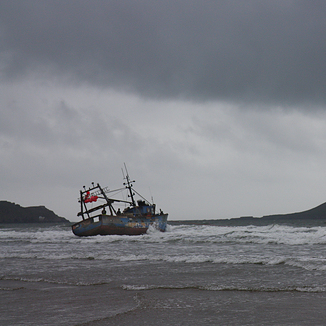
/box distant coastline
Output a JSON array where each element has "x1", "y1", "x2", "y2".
[
  {"x1": 2, "y1": 200, "x2": 326, "y2": 226},
  {"x1": 170, "y1": 202, "x2": 326, "y2": 226},
  {"x1": 0, "y1": 201, "x2": 69, "y2": 223}
]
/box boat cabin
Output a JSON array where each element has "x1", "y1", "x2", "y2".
[{"x1": 123, "y1": 200, "x2": 156, "y2": 216}]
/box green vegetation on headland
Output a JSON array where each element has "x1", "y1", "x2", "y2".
[
  {"x1": 170, "y1": 202, "x2": 326, "y2": 226},
  {"x1": 0, "y1": 201, "x2": 69, "y2": 223}
]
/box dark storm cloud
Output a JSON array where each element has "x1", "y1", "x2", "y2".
[{"x1": 1, "y1": 0, "x2": 326, "y2": 105}]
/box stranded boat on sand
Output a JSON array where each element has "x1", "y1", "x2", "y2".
[{"x1": 71, "y1": 166, "x2": 168, "y2": 236}]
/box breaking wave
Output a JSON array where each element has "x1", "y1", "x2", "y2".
[
  {"x1": 2, "y1": 224, "x2": 326, "y2": 245},
  {"x1": 122, "y1": 284, "x2": 326, "y2": 293},
  {"x1": 1, "y1": 224, "x2": 326, "y2": 271}
]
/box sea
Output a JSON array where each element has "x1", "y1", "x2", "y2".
[{"x1": 1, "y1": 222, "x2": 326, "y2": 326}]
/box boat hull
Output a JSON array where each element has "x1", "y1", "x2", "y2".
[{"x1": 71, "y1": 214, "x2": 168, "y2": 237}]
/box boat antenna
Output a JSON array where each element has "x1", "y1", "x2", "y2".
[
  {"x1": 123, "y1": 163, "x2": 136, "y2": 206},
  {"x1": 148, "y1": 186, "x2": 154, "y2": 204}
]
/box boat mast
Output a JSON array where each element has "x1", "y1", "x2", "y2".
[
  {"x1": 80, "y1": 190, "x2": 85, "y2": 220},
  {"x1": 123, "y1": 163, "x2": 136, "y2": 207},
  {"x1": 97, "y1": 183, "x2": 115, "y2": 215}
]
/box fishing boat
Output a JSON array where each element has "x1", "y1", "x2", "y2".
[{"x1": 71, "y1": 166, "x2": 168, "y2": 236}]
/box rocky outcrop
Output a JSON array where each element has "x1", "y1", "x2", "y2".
[{"x1": 0, "y1": 201, "x2": 69, "y2": 223}]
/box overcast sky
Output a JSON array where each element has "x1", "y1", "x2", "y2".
[{"x1": 1, "y1": 0, "x2": 326, "y2": 222}]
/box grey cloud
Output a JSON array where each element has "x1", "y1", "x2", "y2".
[
  {"x1": 1, "y1": 1, "x2": 326, "y2": 106},
  {"x1": 191, "y1": 108, "x2": 326, "y2": 156},
  {"x1": 0, "y1": 94, "x2": 139, "y2": 159}
]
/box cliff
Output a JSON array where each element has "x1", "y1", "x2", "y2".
[{"x1": 0, "y1": 201, "x2": 69, "y2": 223}]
